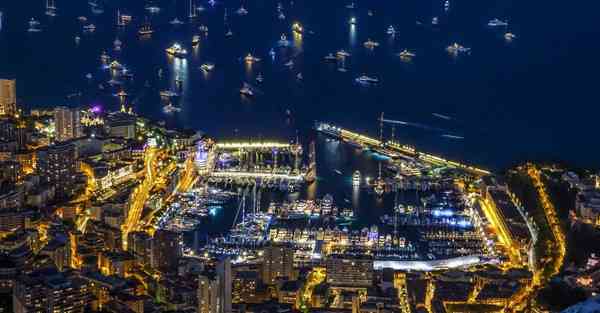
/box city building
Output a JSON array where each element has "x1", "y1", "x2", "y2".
[
  {"x1": 217, "y1": 257, "x2": 232, "y2": 313},
  {"x1": 13, "y1": 268, "x2": 92, "y2": 313},
  {"x1": 198, "y1": 274, "x2": 220, "y2": 313},
  {"x1": 54, "y1": 106, "x2": 83, "y2": 142},
  {"x1": 106, "y1": 112, "x2": 136, "y2": 139},
  {"x1": 261, "y1": 243, "x2": 295, "y2": 285},
  {"x1": 36, "y1": 141, "x2": 79, "y2": 199},
  {"x1": 326, "y1": 254, "x2": 374, "y2": 288},
  {"x1": 151, "y1": 229, "x2": 182, "y2": 271},
  {"x1": 0, "y1": 79, "x2": 16, "y2": 117}
]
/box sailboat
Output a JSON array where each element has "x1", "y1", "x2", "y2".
[
  {"x1": 46, "y1": 0, "x2": 57, "y2": 16},
  {"x1": 188, "y1": 0, "x2": 197, "y2": 18}
]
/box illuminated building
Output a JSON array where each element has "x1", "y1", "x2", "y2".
[
  {"x1": 232, "y1": 270, "x2": 261, "y2": 304},
  {"x1": 39, "y1": 239, "x2": 71, "y2": 271},
  {"x1": 217, "y1": 257, "x2": 232, "y2": 313},
  {"x1": 198, "y1": 274, "x2": 220, "y2": 313},
  {"x1": 106, "y1": 112, "x2": 136, "y2": 139},
  {"x1": 0, "y1": 79, "x2": 16, "y2": 117},
  {"x1": 54, "y1": 106, "x2": 83, "y2": 142},
  {"x1": 326, "y1": 254, "x2": 374, "y2": 287},
  {"x1": 277, "y1": 280, "x2": 302, "y2": 305},
  {"x1": 36, "y1": 141, "x2": 78, "y2": 199},
  {"x1": 151, "y1": 229, "x2": 182, "y2": 271},
  {"x1": 261, "y1": 243, "x2": 295, "y2": 285},
  {"x1": 127, "y1": 231, "x2": 152, "y2": 266},
  {"x1": 13, "y1": 268, "x2": 92, "y2": 313}
]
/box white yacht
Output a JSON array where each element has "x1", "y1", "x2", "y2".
[
  {"x1": 200, "y1": 63, "x2": 215, "y2": 72},
  {"x1": 240, "y1": 83, "x2": 254, "y2": 96},
  {"x1": 353, "y1": 171, "x2": 361, "y2": 186},
  {"x1": 169, "y1": 18, "x2": 184, "y2": 25},
  {"x1": 398, "y1": 49, "x2": 416, "y2": 58},
  {"x1": 244, "y1": 53, "x2": 260, "y2": 63},
  {"x1": 386, "y1": 25, "x2": 396, "y2": 35},
  {"x1": 83, "y1": 24, "x2": 96, "y2": 32},
  {"x1": 363, "y1": 39, "x2": 380, "y2": 49},
  {"x1": 278, "y1": 34, "x2": 290, "y2": 46},
  {"x1": 355, "y1": 75, "x2": 379, "y2": 84},
  {"x1": 488, "y1": 18, "x2": 508, "y2": 27},
  {"x1": 192, "y1": 35, "x2": 200, "y2": 46},
  {"x1": 504, "y1": 32, "x2": 517, "y2": 41},
  {"x1": 446, "y1": 42, "x2": 471, "y2": 55},
  {"x1": 336, "y1": 50, "x2": 351, "y2": 58},
  {"x1": 236, "y1": 6, "x2": 248, "y2": 16},
  {"x1": 166, "y1": 43, "x2": 188, "y2": 58}
]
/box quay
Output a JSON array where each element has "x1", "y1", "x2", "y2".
[{"x1": 315, "y1": 121, "x2": 491, "y2": 176}]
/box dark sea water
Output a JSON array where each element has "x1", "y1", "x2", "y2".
[{"x1": 0, "y1": 0, "x2": 599, "y2": 171}]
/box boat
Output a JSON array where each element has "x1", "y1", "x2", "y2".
[
  {"x1": 504, "y1": 32, "x2": 517, "y2": 41},
  {"x1": 487, "y1": 18, "x2": 508, "y2": 27},
  {"x1": 192, "y1": 35, "x2": 201, "y2": 46},
  {"x1": 200, "y1": 63, "x2": 215, "y2": 72},
  {"x1": 236, "y1": 6, "x2": 248, "y2": 16},
  {"x1": 446, "y1": 42, "x2": 471, "y2": 55},
  {"x1": 374, "y1": 179, "x2": 385, "y2": 196},
  {"x1": 444, "y1": 0, "x2": 450, "y2": 11},
  {"x1": 77, "y1": 16, "x2": 88, "y2": 22},
  {"x1": 296, "y1": 73, "x2": 303, "y2": 80},
  {"x1": 170, "y1": 18, "x2": 184, "y2": 25},
  {"x1": 109, "y1": 60, "x2": 122, "y2": 70},
  {"x1": 166, "y1": 43, "x2": 188, "y2": 58},
  {"x1": 269, "y1": 48, "x2": 276, "y2": 58},
  {"x1": 240, "y1": 83, "x2": 254, "y2": 96},
  {"x1": 160, "y1": 90, "x2": 179, "y2": 98},
  {"x1": 346, "y1": 2, "x2": 355, "y2": 9},
  {"x1": 292, "y1": 22, "x2": 303, "y2": 34},
  {"x1": 83, "y1": 24, "x2": 96, "y2": 32},
  {"x1": 324, "y1": 53, "x2": 337, "y2": 61},
  {"x1": 363, "y1": 39, "x2": 379, "y2": 49},
  {"x1": 278, "y1": 12, "x2": 285, "y2": 20},
  {"x1": 355, "y1": 75, "x2": 379, "y2": 85},
  {"x1": 336, "y1": 50, "x2": 351, "y2": 58},
  {"x1": 27, "y1": 18, "x2": 41, "y2": 32},
  {"x1": 198, "y1": 25, "x2": 209, "y2": 33},
  {"x1": 368, "y1": 10, "x2": 373, "y2": 16},
  {"x1": 163, "y1": 103, "x2": 182, "y2": 113},
  {"x1": 138, "y1": 25, "x2": 154, "y2": 36},
  {"x1": 46, "y1": 0, "x2": 57, "y2": 16},
  {"x1": 432, "y1": 17, "x2": 439, "y2": 25},
  {"x1": 398, "y1": 49, "x2": 416, "y2": 59},
  {"x1": 244, "y1": 53, "x2": 260, "y2": 63},
  {"x1": 278, "y1": 34, "x2": 290, "y2": 46},
  {"x1": 334, "y1": 170, "x2": 342, "y2": 175},
  {"x1": 353, "y1": 171, "x2": 361, "y2": 186},
  {"x1": 387, "y1": 25, "x2": 396, "y2": 35},
  {"x1": 256, "y1": 73, "x2": 264, "y2": 83},
  {"x1": 225, "y1": 29, "x2": 233, "y2": 37},
  {"x1": 113, "y1": 38, "x2": 122, "y2": 51},
  {"x1": 349, "y1": 17, "x2": 356, "y2": 25},
  {"x1": 284, "y1": 60, "x2": 294, "y2": 67}
]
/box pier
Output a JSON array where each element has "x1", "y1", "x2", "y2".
[{"x1": 315, "y1": 121, "x2": 491, "y2": 176}]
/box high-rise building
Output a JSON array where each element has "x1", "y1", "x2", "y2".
[
  {"x1": 13, "y1": 268, "x2": 92, "y2": 313},
  {"x1": 261, "y1": 243, "x2": 295, "y2": 285},
  {"x1": 151, "y1": 229, "x2": 182, "y2": 271},
  {"x1": 217, "y1": 257, "x2": 232, "y2": 313},
  {"x1": 54, "y1": 106, "x2": 82, "y2": 142},
  {"x1": 325, "y1": 254, "x2": 374, "y2": 287},
  {"x1": 198, "y1": 275, "x2": 220, "y2": 313},
  {"x1": 36, "y1": 141, "x2": 78, "y2": 199},
  {"x1": 0, "y1": 79, "x2": 16, "y2": 117}
]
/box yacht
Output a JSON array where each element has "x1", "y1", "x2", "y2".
[
  {"x1": 446, "y1": 42, "x2": 471, "y2": 55},
  {"x1": 324, "y1": 53, "x2": 337, "y2": 61},
  {"x1": 198, "y1": 25, "x2": 209, "y2": 33},
  {"x1": 138, "y1": 25, "x2": 154, "y2": 36},
  {"x1": 269, "y1": 48, "x2": 276, "y2": 58},
  {"x1": 296, "y1": 73, "x2": 303, "y2": 80},
  {"x1": 163, "y1": 103, "x2": 182, "y2": 113},
  {"x1": 444, "y1": 0, "x2": 450, "y2": 12},
  {"x1": 374, "y1": 179, "x2": 385, "y2": 196},
  {"x1": 145, "y1": 5, "x2": 161, "y2": 13},
  {"x1": 200, "y1": 63, "x2": 215, "y2": 72},
  {"x1": 432, "y1": 17, "x2": 439, "y2": 25},
  {"x1": 349, "y1": 17, "x2": 356, "y2": 25},
  {"x1": 236, "y1": 6, "x2": 248, "y2": 16},
  {"x1": 160, "y1": 90, "x2": 179, "y2": 98},
  {"x1": 170, "y1": 18, "x2": 184, "y2": 25},
  {"x1": 346, "y1": 2, "x2": 355, "y2": 9},
  {"x1": 83, "y1": 24, "x2": 96, "y2": 32},
  {"x1": 292, "y1": 22, "x2": 303, "y2": 34},
  {"x1": 256, "y1": 73, "x2": 264, "y2": 83},
  {"x1": 487, "y1": 18, "x2": 508, "y2": 27},
  {"x1": 278, "y1": 12, "x2": 286, "y2": 20},
  {"x1": 166, "y1": 43, "x2": 188, "y2": 58},
  {"x1": 355, "y1": 75, "x2": 379, "y2": 85},
  {"x1": 336, "y1": 49, "x2": 351, "y2": 58},
  {"x1": 353, "y1": 171, "x2": 361, "y2": 186},
  {"x1": 113, "y1": 38, "x2": 122, "y2": 51},
  {"x1": 504, "y1": 32, "x2": 517, "y2": 41},
  {"x1": 109, "y1": 60, "x2": 122, "y2": 70},
  {"x1": 192, "y1": 35, "x2": 201, "y2": 46},
  {"x1": 387, "y1": 25, "x2": 396, "y2": 35},
  {"x1": 284, "y1": 60, "x2": 294, "y2": 67},
  {"x1": 398, "y1": 49, "x2": 416, "y2": 60},
  {"x1": 225, "y1": 29, "x2": 233, "y2": 37},
  {"x1": 77, "y1": 16, "x2": 88, "y2": 22},
  {"x1": 27, "y1": 18, "x2": 41, "y2": 32},
  {"x1": 244, "y1": 53, "x2": 260, "y2": 63},
  {"x1": 363, "y1": 39, "x2": 380, "y2": 49},
  {"x1": 240, "y1": 83, "x2": 254, "y2": 96},
  {"x1": 278, "y1": 34, "x2": 290, "y2": 46}
]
